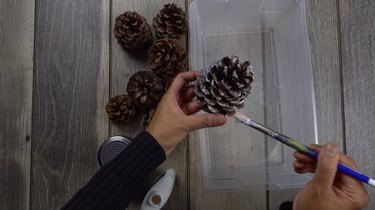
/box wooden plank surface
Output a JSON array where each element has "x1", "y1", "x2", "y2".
[
  {"x1": 268, "y1": 0, "x2": 345, "y2": 208},
  {"x1": 110, "y1": 0, "x2": 188, "y2": 209},
  {"x1": 31, "y1": 0, "x2": 109, "y2": 209},
  {"x1": 340, "y1": 0, "x2": 375, "y2": 209},
  {"x1": 0, "y1": 0, "x2": 34, "y2": 209},
  {"x1": 1, "y1": 0, "x2": 374, "y2": 209}
]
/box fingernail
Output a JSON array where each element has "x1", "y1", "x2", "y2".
[{"x1": 325, "y1": 143, "x2": 338, "y2": 157}]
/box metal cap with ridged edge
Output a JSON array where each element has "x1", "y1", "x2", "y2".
[{"x1": 97, "y1": 136, "x2": 132, "y2": 167}]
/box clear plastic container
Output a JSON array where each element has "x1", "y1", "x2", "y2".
[{"x1": 189, "y1": 0, "x2": 318, "y2": 190}]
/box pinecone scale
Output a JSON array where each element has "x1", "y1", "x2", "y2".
[
  {"x1": 114, "y1": 11, "x2": 152, "y2": 49},
  {"x1": 105, "y1": 95, "x2": 136, "y2": 124},
  {"x1": 195, "y1": 56, "x2": 254, "y2": 115},
  {"x1": 153, "y1": 3, "x2": 187, "y2": 39},
  {"x1": 148, "y1": 38, "x2": 187, "y2": 84},
  {"x1": 127, "y1": 71, "x2": 165, "y2": 108}
]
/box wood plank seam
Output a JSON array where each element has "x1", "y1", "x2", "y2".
[{"x1": 335, "y1": 0, "x2": 347, "y2": 154}]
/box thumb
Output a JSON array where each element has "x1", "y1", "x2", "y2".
[
  {"x1": 185, "y1": 114, "x2": 226, "y2": 131},
  {"x1": 312, "y1": 143, "x2": 339, "y2": 189}
]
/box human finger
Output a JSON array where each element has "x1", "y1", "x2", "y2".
[
  {"x1": 169, "y1": 71, "x2": 200, "y2": 93},
  {"x1": 309, "y1": 143, "x2": 367, "y2": 199},
  {"x1": 335, "y1": 153, "x2": 369, "y2": 209},
  {"x1": 294, "y1": 151, "x2": 315, "y2": 163},
  {"x1": 185, "y1": 113, "x2": 226, "y2": 131},
  {"x1": 335, "y1": 152, "x2": 366, "y2": 192},
  {"x1": 312, "y1": 143, "x2": 340, "y2": 189},
  {"x1": 309, "y1": 144, "x2": 323, "y2": 151},
  {"x1": 181, "y1": 85, "x2": 196, "y2": 102},
  {"x1": 309, "y1": 144, "x2": 358, "y2": 169},
  {"x1": 338, "y1": 153, "x2": 358, "y2": 169},
  {"x1": 294, "y1": 160, "x2": 315, "y2": 174},
  {"x1": 310, "y1": 143, "x2": 359, "y2": 172},
  {"x1": 182, "y1": 101, "x2": 202, "y2": 115}
]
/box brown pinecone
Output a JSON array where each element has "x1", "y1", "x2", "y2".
[
  {"x1": 126, "y1": 71, "x2": 165, "y2": 108},
  {"x1": 105, "y1": 95, "x2": 136, "y2": 124},
  {"x1": 113, "y1": 11, "x2": 152, "y2": 49},
  {"x1": 148, "y1": 38, "x2": 187, "y2": 83},
  {"x1": 141, "y1": 108, "x2": 156, "y2": 129},
  {"x1": 153, "y1": 3, "x2": 187, "y2": 39},
  {"x1": 194, "y1": 56, "x2": 254, "y2": 115}
]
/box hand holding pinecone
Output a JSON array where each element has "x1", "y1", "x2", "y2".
[{"x1": 194, "y1": 56, "x2": 254, "y2": 115}]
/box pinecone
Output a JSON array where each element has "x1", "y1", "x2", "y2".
[
  {"x1": 105, "y1": 95, "x2": 136, "y2": 124},
  {"x1": 141, "y1": 108, "x2": 156, "y2": 129},
  {"x1": 148, "y1": 38, "x2": 187, "y2": 83},
  {"x1": 153, "y1": 3, "x2": 187, "y2": 39},
  {"x1": 113, "y1": 11, "x2": 152, "y2": 49},
  {"x1": 194, "y1": 56, "x2": 254, "y2": 115},
  {"x1": 126, "y1": 71, "x2": 165, "y2": 108}
]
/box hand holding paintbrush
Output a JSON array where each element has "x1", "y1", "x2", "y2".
[
  {"x1": 194, "y1": 55, "x2": 375, "y2": 188},
  {"x1": 231, "y1": 111, "x2": 375, "y2": 187}
]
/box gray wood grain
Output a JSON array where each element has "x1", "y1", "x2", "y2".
[
  {"x1": 340, "y1": 0, "x2": 375, "y2": 209},
  {"x1": 0, "y1": 0, "x2": 34, "y2": 209},
  {"x1": 267, "y1": 0, "x2": 345, "y2": 208},
  {"x1": 32, "y1": 1, "x2": 109, "y2": 209},
  {"x1": 2, "y1": 0, "x2": 373, "y2": 209},
  {"x1": 110, "y1": 0, "x2": 188, "y2": 209}
]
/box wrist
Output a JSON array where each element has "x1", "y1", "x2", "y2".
[{"x1": 145, "y1": 128, "x2": 173, "y2": 156}]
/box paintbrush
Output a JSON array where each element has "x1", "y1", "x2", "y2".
[{"x1": 230, "y1": 111, "x2": 375, "y2": 188}]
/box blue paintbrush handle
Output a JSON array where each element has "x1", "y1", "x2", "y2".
[{"x1": 308, "y1": 151, "x2": 371, "y2": 184}]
